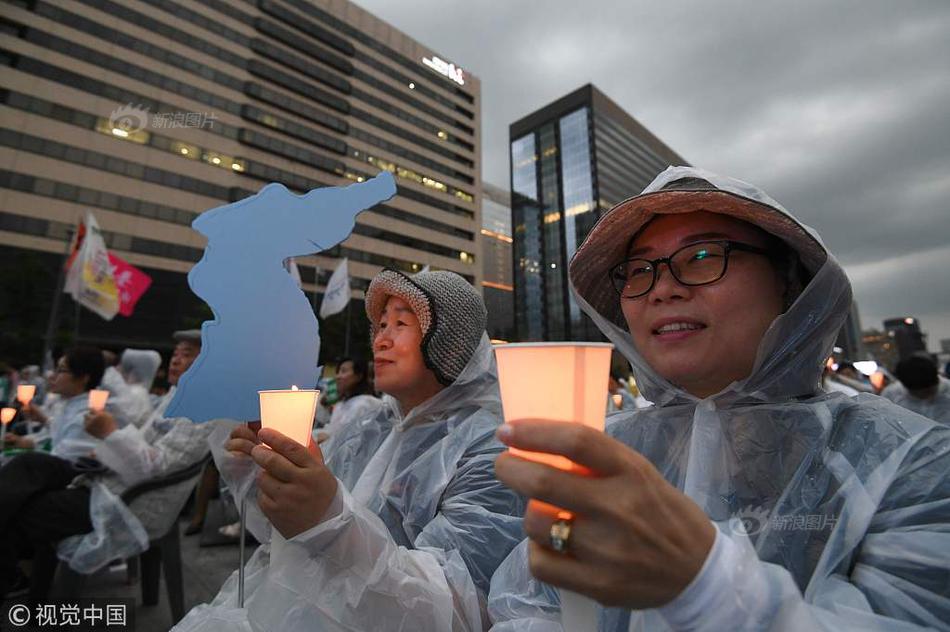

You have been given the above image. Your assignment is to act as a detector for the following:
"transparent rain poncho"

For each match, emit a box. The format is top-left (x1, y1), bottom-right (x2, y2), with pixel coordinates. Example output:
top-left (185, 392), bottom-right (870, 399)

top-left (109, 349), bottom-right (163, 428)
top-left (881, 377), bottom-right (950, 425)
top-left (488, 167), bottom-right (950, 631)
top-left (176, 335), bottom-right (527, 631)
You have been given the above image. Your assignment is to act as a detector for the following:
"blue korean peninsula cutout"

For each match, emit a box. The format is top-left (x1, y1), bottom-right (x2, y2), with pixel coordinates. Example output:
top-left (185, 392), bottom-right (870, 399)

top-left (166, 172), bottom-right (397, 422)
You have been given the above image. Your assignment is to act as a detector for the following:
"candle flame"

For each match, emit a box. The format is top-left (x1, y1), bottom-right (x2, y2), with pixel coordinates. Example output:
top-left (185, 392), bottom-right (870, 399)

top-left (291, 385), bottom-right (298, 391)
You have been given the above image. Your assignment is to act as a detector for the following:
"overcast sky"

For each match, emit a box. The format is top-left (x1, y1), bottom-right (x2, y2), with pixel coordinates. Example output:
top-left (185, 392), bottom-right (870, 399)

top-left (356, 0), bottom-right (950, 350)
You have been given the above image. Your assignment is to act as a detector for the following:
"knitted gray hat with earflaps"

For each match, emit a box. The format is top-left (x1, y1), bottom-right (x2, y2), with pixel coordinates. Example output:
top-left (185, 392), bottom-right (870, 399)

top-left (365, 269), bottom-right (487, 386)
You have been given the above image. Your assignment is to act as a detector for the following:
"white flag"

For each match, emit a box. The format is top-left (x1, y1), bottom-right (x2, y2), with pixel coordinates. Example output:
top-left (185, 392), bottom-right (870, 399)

top-left (319, 257), bottom-right (350, 319)
top-left (64, 212), bottom-right (119, 320)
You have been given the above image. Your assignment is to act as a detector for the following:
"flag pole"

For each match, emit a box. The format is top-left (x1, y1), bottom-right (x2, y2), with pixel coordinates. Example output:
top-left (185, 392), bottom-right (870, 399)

top-left (41, 228), bottom-right (74, 368)
top-left (343, 298), bottom-right (351, 357)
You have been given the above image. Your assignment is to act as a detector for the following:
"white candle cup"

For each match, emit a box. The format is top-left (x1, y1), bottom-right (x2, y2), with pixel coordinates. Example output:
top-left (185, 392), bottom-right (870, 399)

top-left (1, 407), bottom-right (14, 453)
top-left (16, 384), bottom-right (36, 406)
top-left (258, 387), bottom-right (320, 448)
top-left (494, 342), bottom-right (613, 471)
top-left (88, 389), bottom-right (110, 412)
top-left (493, 341), bottom-right (613, 632)
top-left (258, 386), bottom-right (319, 565)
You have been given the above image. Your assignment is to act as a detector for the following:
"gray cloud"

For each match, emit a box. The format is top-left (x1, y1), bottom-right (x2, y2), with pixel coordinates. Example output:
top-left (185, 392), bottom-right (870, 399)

top-left (355, 0), bottom-right (950, 348)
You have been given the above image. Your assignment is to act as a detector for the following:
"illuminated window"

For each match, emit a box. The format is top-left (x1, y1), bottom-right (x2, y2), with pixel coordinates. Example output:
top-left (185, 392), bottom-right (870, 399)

top-left (95, 117), bottom-right (149, 144)
top-left (172, 140), bottom-right (200, 159)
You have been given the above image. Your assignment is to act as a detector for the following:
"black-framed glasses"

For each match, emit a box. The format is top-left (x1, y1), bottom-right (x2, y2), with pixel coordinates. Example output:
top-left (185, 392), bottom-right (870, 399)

top-left (609, 240), bottom-right (771, 299)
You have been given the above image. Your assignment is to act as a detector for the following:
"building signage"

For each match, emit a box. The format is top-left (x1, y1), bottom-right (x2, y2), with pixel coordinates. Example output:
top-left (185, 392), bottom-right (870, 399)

top-left (422, 55), bottom-right (465, 86)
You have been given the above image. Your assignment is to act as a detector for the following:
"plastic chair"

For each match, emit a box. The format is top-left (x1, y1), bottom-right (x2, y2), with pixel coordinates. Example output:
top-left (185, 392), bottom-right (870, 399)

top-left (31, 454), bottom-right (211, 624)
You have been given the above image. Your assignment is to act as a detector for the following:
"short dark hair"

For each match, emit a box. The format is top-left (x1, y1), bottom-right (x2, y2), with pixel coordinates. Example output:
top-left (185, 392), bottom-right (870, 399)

top-left (336, 356), bottom-right (374, 398)
top-left (64, 346), bottom-right (106, 391)
top-left (895, 354), bottom-right (938, 391)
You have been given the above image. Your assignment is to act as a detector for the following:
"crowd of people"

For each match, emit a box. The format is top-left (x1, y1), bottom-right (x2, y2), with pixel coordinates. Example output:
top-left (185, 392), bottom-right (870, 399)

top-left (1, 166), bottom-right (948, 631)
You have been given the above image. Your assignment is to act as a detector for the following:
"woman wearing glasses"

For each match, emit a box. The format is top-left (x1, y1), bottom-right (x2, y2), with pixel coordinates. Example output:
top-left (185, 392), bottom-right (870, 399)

top-left (489, 167), bottom-right (949, 630)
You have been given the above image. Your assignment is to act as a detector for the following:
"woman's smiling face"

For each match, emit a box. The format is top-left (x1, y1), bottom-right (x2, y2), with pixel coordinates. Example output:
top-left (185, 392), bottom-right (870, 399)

top-left (620, 211), bottom-right (786, 398)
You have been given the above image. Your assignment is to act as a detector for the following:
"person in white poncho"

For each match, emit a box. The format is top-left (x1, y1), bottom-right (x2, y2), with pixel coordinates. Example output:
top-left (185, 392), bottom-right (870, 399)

top-left (109, 348), bottom-right (163, 428)
top-left (176, 270), bottom-right (526, 632)
top-left (0, 330), bottom-right (215, 598)
top-left (487, 167), bottom-right (950, 631)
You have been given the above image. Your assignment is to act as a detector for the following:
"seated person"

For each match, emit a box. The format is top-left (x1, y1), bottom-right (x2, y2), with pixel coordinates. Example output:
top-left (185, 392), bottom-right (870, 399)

top-left (177, 270), bottom-right (526, 632)
top-left (488, 167), bottom-right (950, 630)
top-left (881, 353), bottom-right (950, 424)
top-left (314, 355), bottom-right (382, 445)
top-left (0, 329), bottom-right (215, 596)
top-left (8, 346), bottom-right (105, 461)
top-left (108, 348), bottom-right (163, 428)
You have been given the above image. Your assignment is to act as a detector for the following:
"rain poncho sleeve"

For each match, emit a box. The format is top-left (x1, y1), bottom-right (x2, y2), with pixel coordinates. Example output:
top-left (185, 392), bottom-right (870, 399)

top-left (93, 414), bottom-right (216, 487)
top-left (489, 401), bottom-right (950, 632)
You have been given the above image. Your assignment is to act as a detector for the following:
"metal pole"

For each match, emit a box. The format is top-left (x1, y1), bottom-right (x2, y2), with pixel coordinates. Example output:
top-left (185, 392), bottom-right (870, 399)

top-left (238, 494), bottom-right (247, 607)
top-left (41, 228), bottom-right (74, 367)
top-left (343, 299), bottom-right (351, 357)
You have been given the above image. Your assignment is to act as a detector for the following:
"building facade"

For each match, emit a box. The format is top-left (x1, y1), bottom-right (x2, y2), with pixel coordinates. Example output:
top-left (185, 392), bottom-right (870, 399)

top-left (480, 182), bottom-right (513, 341)
top-left (509, 84), bottom-right (686, 342)
top-left (0, 0), bottom-right (480, 363)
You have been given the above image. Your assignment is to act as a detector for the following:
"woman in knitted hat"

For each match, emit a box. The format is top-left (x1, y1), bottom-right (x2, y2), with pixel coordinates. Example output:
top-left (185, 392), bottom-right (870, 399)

top-left (488, 167), bottom-right (949, 630)
top-left (177, 270), bottom-right (525, 632)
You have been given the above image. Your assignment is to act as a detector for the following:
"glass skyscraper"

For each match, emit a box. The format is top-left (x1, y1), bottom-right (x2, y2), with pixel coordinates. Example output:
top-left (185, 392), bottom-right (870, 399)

top-left (510, 84), bottom-right (687, 341)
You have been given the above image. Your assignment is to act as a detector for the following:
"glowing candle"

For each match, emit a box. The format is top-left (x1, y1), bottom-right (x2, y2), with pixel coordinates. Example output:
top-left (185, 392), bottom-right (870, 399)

top-left (16, 384), bottom-right (36, 406)
top-left (494, 342), bottom-right (613, 474)
top-left (1, 407), bottom-right (15, 451)
top-left (494, 342), bottom-right (612, 632)
top-left (88, 389), bottom-right (110, 412)
top-left (258, 385), bottom-right (319, 447)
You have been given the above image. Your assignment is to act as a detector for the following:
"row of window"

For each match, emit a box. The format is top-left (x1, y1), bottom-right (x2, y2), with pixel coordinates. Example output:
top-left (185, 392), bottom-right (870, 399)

top-left (7, 85), bottom-right (473, 244)
top-left (241, 104), bottom-right (347, 155)
top-left (275, 0), bottom-right (476, 108)
top-left (0, 210), bottom-right (204, 263)
top-left (212, 0), bottom-right (477, 137)
top-left (0, 169), bottom-right (196, 226)
top-left (246, 58), bottom-right (349, 115)
top-left (74, 0), bottom-right (247, 69)
top-left (257, 0), bottom-right (354, 57)
top-left (250, 36), bottom-right (351, 96)
top-left (27, 3), bottom-right (475, 162)
top-left (254, 17), bottom-right (353, 76)
top-left (21, 28), bottom-right (241, 116)
top-left (4, 42), bottom-right (473, 207)
top-left (3, 54), bottom-right (476, 229)
top-left (0, 128), bottom-right (232, 199)
top-left (33, 2), bottom-right (245, 94)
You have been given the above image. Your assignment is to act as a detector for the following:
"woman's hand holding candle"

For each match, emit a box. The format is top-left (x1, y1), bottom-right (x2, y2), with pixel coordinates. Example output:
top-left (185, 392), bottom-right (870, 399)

top-left (250, 427), bottom-right (338, 539)
top-left (494, 419), bottom-right (716, 609)
top-left (84, 410), bottom-right (117, 439)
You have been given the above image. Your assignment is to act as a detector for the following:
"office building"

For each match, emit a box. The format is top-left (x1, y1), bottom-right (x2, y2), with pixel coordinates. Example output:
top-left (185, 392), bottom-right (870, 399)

top-left (480, 182), bottom-right (513, 341)
top-left (0, 0), bottom-right (480, 362)
top-left (509, 84), bottom-right (686, 342)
